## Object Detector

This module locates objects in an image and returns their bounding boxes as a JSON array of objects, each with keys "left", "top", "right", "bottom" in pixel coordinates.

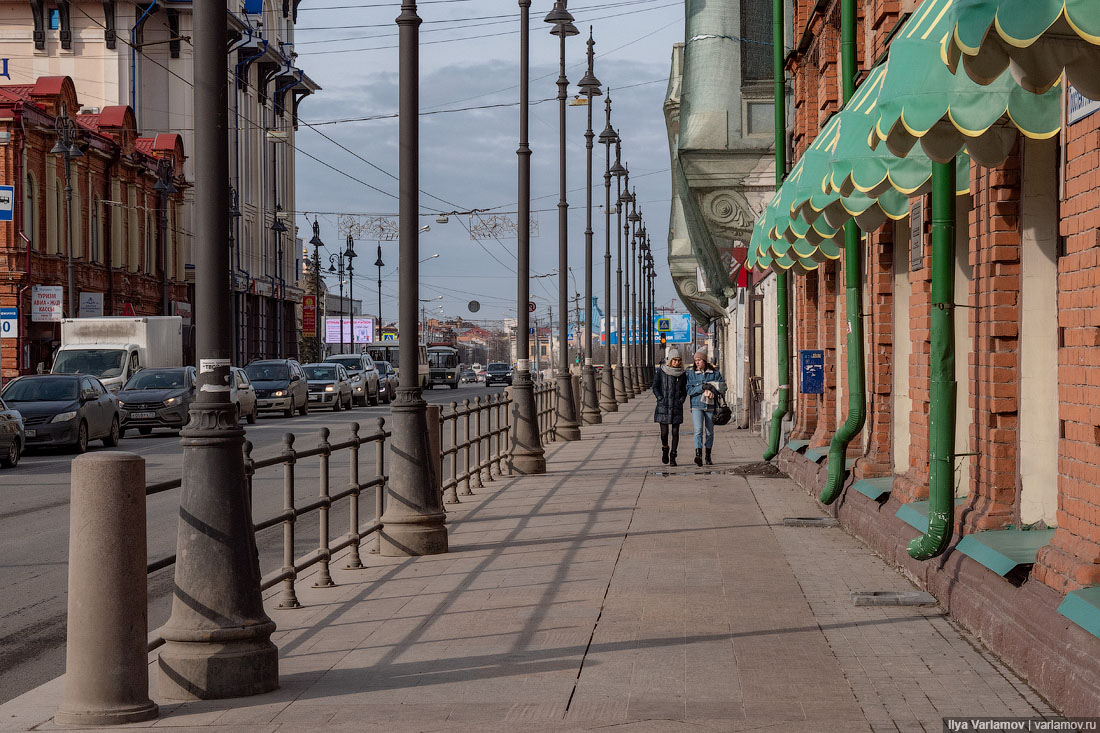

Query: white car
[
  {"left": 230, "top": 367, "right": 258, "bottom": 425},
  {"left": 324, "top": 354, "right": 380, "bottom": 406}
]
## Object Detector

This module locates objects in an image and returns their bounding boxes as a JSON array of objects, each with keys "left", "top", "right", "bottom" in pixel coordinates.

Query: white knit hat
[{"left": 666, "top": 348, "right": 682, "bottom": 361}]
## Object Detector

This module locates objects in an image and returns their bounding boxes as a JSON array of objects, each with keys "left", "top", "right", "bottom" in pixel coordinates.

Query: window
[
  {"left": 90, "top": 196, "right": 101, "bottom": 263},
  {"left": 145, "top": 208, "right": 155, "bottom": 275},
  {"left": 741, "top": 1, "right": 773, "bottom": 83},
  {"left": 48, "top": 8, "right": 60, "bottom": 29},
  {"left": 127, "top": 184, "right": 138, "bottom": 271},
  {"left": 70, "top": 175, "right": 82, "bottom": 260},
  {"left": 23, "top": 172, "right": 36, "bottom": 251},
  {"left": 746, "top": 101, "right": 774, "bottom": 136}
]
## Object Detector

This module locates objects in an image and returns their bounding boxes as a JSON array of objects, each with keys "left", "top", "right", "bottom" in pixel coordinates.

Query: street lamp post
[
  {"left": 328, "top": 253, "right": 345, "bottom": 354},
  {"left": 153, "top": 158, "right": 178, "bottom": 316},
  {"left": 511, "top": 0, "right": 547, "bottom": 473},
  {"left": 344, "top": 235, "right": 357, "bottom": 349},
  {"left": 374, "top": 243, "right": 384, "bottom": 343},
  {"left": 611, "top": 142, "right": 627, "bottom": 403},
  {"left": 598, "top": 92, "right": 618, "bottom": 413},
  {"left": 626, "top": 195, "right": 641, "bottom": 394},
  {"left": 158, "top": 0, "right": 277, "bottom": 699},
  {"left": 51, "top": 104, "right": 83, "bottom": 319},
  {"left": 619, "top": 169, "right": 634, "bottom": 396},
  {"left": 632, "top": 212, "right": 644, "bottom": 390},
  {"left": 309, "top": 221, "right": 324, "bottom": 362},
  {"left": 381, "top": 0, "right": 449, "bottom": 556},
  {"left": 637, "top": 224, "right": 647, "bottom": 387},
  {"left": 546, "top": 0, "right": 581, "bottom": 441},
  {"left": 578, "top": 28, "right": 602, "bottom": 425},
  {"left": 270, "top": 209, "right": 287, "bottom": 357}
]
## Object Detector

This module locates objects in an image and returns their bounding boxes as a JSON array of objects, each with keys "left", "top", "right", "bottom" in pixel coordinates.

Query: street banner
[
  {"left": 31, "top": 285, "right": 63, "bottom": 322},
  {"left": 325, "top": 316, "right": 375, "bottom": 344},
  {"left": 302, "top": 295, "right": 317, "bottom": 337}
]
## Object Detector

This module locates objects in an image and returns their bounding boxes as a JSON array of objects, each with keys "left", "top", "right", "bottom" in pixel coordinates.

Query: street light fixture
[
  {"left": 578, "top": 27, "right": 602, "bottom": 426},
  {"left": 270, "top": 209, "right": 287, "bottom": 357},
  {"left": 598, "top": 91, "right": 618, "bottom": 413},
  {"left": 308, "top": 220, "right": 324, "bottom": 361},
  {"left": 511, "top": 0, "right": 547, "bottom": 474},
  {"left": 51, "top": 103, "right": 83, "bottom": 319},
  {"left": 611, "top": 142, "right": 628, "bottom": 403},
  {"left": 619, "top": 168, "right": 635, "bottom": 396},
  {"left": 546, "top": 0, "right": 581, "bottom": 442},
  {"left": 344, "top": 234, "right": 357, "bottom": 350}
]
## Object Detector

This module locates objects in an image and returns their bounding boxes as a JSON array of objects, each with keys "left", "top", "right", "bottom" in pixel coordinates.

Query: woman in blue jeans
[{"left": 686, "top": 349, "right": 726, "bottom": 466}]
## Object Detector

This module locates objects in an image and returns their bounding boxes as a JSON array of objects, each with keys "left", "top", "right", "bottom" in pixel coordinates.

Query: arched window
[
  {"left": 23, "top": 172, "right": 36, "bottom": 250},
  {"left": 145, "top": 207, "right": 155, "bottom": 275}
]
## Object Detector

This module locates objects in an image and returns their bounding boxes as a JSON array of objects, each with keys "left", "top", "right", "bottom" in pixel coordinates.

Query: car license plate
[
  {"left": 25, "top": 429, "right": 36, "bottom": 438},
  {"left": 132, "top": 411, "right": 156, "bottom": 419}
]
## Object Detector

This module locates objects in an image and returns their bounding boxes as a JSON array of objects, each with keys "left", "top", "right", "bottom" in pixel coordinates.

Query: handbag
[{"left": 705, "top": 384, "right": 733, "bottom": 426}]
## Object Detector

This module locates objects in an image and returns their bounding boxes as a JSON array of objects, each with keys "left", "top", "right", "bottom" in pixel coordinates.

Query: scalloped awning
[
  {"left": 944, "top": 0, "right": 1100, "bottom": 100},
  {"left": 872, "top": 0, "right": 1062, "bottom": 167}
]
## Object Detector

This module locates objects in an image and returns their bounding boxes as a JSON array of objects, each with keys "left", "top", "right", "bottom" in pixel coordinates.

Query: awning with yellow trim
[
  {"left": 944, "top": 0, "right": 1100, "bottom": 100},
  {"left": 872, "top": 0, "right": 1062, "bottom": 166}
]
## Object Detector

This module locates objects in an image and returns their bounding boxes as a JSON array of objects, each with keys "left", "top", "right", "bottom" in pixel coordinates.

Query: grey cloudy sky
[{"left": 293, "top": 0, "right": 684, "bottom": 327}]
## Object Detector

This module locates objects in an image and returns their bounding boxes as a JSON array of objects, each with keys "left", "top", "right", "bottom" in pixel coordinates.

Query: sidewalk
[{"left": 1, "top": 397, "right": 1055, "bottom": 731}]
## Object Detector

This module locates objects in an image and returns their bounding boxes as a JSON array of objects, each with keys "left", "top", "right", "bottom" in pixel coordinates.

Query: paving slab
[{"left": 0, "top": 397, "right": 1057, "bottom": 731}]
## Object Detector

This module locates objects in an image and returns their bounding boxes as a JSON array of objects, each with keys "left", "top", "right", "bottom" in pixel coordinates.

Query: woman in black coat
[{"left": 652, "top": 347, "right": 688, "bottom": 465}]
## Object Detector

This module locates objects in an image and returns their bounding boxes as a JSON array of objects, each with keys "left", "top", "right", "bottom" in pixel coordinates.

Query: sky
[{"left": 293, "top": 0, "right": 685, "bottom": 329}]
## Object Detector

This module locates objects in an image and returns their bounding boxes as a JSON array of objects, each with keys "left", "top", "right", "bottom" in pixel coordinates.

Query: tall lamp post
[
  {"left": 308, "top": 221, "right": 324, "bottom": 362},
  {"left": 51, "top": 104, "right": 83, "bottom": 319},
  {"left": 512, "top": 0, "right": 546, "bottom": 473},
  {"left": 374, "top": 243, "right": 384, "bottom": 342},
  {"left": 598, "top": 91, "right": 618, "bottom": 413},
  {"left": 328, "top": 253, "right": 346, "bottom": 354},
  {"left": 270, "top": 210, "right": 287, "bottom": 357},
  {"left": 648, "top": 249, "right": 656, "bottom": 377},
  {"left": 153, "top": 158, "right": 178, "bottom": 316},
  {"left": 611, "top": 142, "right": 627, "bottom": 403},
  {"left": 344, "top": 235, "right": 357, "bottom": 350},
  {"left": 382, "top": 0, "right": 448, "bottom": 557},
  {"left": 637, "top": 224, "right": 647, "bottom": 386},
  {"left": 159, "top": 0, "right": 277, "bottom": 699},
  {"left": 578, "top": 27, "right": 602, "bottom": 425},
  {"left": 619, "top": 170, "right": 634, "bottom": 396},
  {"left": 546, "top": 0, "right": 581, "bottom": 441},
  {"left": 626, "top": 197, "right": 641, "bottom": 394}
]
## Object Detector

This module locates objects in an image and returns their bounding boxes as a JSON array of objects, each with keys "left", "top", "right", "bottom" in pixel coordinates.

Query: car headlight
[
  {"left": 164, "top": 396, "right": 180, "bottom": 406},
  {"left": 51, "top": 410, "right": 78, "bottom": 423},
  {"left": 324, "top": 385, "right": 335, "bottom": 392},
  {"left": 355, "top": 386, "right": 363, "bottom": 392},
  {"left": 273, "top": 390, "right": 287, "bottom": 398},
  {"left": 117, "top": 400, "right": 128, "bottom": 408}
]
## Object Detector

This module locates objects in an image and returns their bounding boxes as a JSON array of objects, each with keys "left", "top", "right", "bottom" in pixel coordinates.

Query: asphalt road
[{"left": 0, "top": 381, "right": 507, "bottom": 705}]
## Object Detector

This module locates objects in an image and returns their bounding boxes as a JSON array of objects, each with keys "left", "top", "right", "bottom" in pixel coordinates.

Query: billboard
[{"left": 325, "top": 316, "right": 375, "bottom": 345}]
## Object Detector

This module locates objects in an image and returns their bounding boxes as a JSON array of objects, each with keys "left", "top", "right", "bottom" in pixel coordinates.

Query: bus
[
  {"left": 365, "top": 342, "right": 429, "bottom": 388},
  {"left": 426, "top": 345, "right": 461, "bottom": 389}
]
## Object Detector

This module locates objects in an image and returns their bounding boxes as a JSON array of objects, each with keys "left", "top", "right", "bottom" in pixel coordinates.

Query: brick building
[
  {"left": 670, "top": 0, "right": 1100, "bottom": 716},
  {"left": 0, "top": 75, "right": 188, "bottom": 380}
]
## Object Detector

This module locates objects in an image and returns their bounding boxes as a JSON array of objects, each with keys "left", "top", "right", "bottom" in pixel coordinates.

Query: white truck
[{"left": 51, "top": 316, "right": 184, "bottom": 392}]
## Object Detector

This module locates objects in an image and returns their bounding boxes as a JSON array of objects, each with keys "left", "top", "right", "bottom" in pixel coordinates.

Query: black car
[
  {"left": 117, "top": 367, "right": 197, "bottom": 436},
  {"left": 376, "top": 360, "right": 398, "bottom": 404},
  {"left": 484, "top": 362, "right": 513, "bottom": 387},
  {"left": 0, "top": 397, "right": 24, "bottom": 468},
  {"left": 246, "top": 359, "right": 309, "bottom": 418},
  {"left": 0, "top": 374, "right": 120, "bottom": 453}
]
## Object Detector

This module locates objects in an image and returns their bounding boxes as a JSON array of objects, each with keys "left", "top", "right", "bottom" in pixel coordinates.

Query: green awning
[
  {"left": 872, "top": 0, "right": 1062, "bottom": 167},
  {"left": 747, "top": 213, "right": 821, "bottom": 275},
  {"left": 944, "top": 0, "right": 1100, "bottom": 100}
]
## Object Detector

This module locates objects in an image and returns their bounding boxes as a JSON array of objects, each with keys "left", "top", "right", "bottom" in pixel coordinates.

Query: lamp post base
[
  {"left": 613, "top": 364, "right": 628, "bottom": 404},
  {"left": 555, "top": 370, "right": 581, "bottom": 441},
  {"left": 581, "top": 364, "right": 602, "bottom": 424},
  {"left": 623, "top": 362, "right": 635, "bottom": 397},
  {"left": 380, "top": 389, "right": 449, "bottom": 556},
  {"left": 510, "top": 369, "right": 547, "bottom": 474},
  {"left": 599, "top": 366, "right": 618, "bottom": 412}
]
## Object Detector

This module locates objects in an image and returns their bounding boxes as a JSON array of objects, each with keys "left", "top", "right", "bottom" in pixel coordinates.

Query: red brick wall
[{"left": 854, "top": 227, "right": 894, "bottom": 478}]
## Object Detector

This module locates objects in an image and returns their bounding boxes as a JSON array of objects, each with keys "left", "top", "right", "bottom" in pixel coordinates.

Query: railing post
[
  {"left": 314, "top": 427, "right": 335, "bottom": 588},
  {"left": 472, "top": 396, "right": 485, "bottom": 489},
  {"left": 461, "top": 398, "right": 474, "bottom": 495},
  {"left": 346, "top": 422, "right": 364, "bottom": 569},
  {"left": 373, "top": 417, "right": 386, "bottom": 555},
  {"left": 278, "top": 433, "right": 300, "bottom": 609},
  {"left": 444, "top": 402, "right": 460, "bottom": 504},
  {"left": 495, "top": 394, "right": 506, "bottom": 475},
  {"left": 426, "top": 403, "right": 444, "bottom": 503},
  {"left": 504, "top": 388, "right": 514, "bottom": 476}
]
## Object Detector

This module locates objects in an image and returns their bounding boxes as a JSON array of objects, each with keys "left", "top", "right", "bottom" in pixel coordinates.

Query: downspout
[
  {"left": 130, "top": 3, "right": 157, "bottom": 122},
  {"left": 819, "top": 0, "right": 867, "bottom": 503},
  {"left": 763, "top": 0, "right": 789, "bottom": 460},
  {"left": 908, "top": 160, "right": 956, "bottom": 559},
  {"left": 14, "top": 112, "right": 28, "bottom": 381}
]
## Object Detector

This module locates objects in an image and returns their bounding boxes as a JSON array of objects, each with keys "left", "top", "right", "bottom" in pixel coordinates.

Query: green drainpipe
[
  {"left": 908, "top": 160, "right": 957, "bottom": 560},
  {"left": 819, "top": 0, "right": 867, "bottom": 503},
  {"left": 764, "top": 0, "right": 789, "bottom": 461}
]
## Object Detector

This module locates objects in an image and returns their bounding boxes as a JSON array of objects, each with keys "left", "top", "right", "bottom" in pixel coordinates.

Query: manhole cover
[
  {"left": 850, "top": 590, "right": 938, "bottom": 607},
  {"left": 782, "top": 517, "right": 839, "bottom": 528},
  {"left": 728, "top": 461, "right": 785, "bottom": 476}
]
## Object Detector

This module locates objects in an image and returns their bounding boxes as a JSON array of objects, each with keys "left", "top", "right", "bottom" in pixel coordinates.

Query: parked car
[
  {"left": 460, "top": 369, "right": 478, "bottom": 384},
  {"left": 376, "top": 360, "right": 398, "bottom": 404},
  {"left": 303, "top": 363, "right": 353, "bottom": 411},
  {"left": 324, "top": 353, "right": 380, "bottom": 406},
  {"left": 484, "top": 362, "right": 513, "bottom": 387},
  {"left": 245, "top": 359, "right": 309, "bottom": 418},
  {"left": 117, "top": 366, "right": 197, "bottom": 436},
  {"left": 0, "top": 374, "right": 120, "bottom": 453},
  {"left": 231, "top": 367, "right": 258, "bottom": 425},
  {"left": 0, "top": 397, "right": 25, "bottom": 468}
]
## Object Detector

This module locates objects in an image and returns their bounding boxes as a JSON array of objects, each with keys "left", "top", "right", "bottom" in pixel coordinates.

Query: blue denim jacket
[{"left": 686, "top": 366, "right": 726, "bottom": 411}]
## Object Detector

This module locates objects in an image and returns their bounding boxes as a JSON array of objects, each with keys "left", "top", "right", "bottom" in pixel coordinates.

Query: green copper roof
[
  {"left": 872, "top": 0, "right": 1062, "bottom": 167},
  {"left": 944, "top": 0, "right": 1100, "bottom": 99}
]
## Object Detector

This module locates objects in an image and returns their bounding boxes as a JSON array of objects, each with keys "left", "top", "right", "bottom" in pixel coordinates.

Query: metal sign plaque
[
  {"left": 909, "top": 198, "right": 924, "bottom": 271},
  {"left": 800, "top": 350, "right": 825, "bottom": 394}
]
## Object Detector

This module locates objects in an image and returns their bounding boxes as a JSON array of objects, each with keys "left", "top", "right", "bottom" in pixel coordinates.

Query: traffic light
[{"left": 659, "top": 334, "right": 667, "bottom": 349}]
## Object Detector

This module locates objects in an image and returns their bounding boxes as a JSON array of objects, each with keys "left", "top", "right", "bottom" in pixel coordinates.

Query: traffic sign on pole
[{"left": 528, "top": 301, "right": 536, "bottom": 313}]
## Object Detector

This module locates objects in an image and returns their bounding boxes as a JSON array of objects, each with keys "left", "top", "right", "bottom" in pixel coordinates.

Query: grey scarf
[{"left": 661, "top": 364, "right": 685, "bottom": 377}]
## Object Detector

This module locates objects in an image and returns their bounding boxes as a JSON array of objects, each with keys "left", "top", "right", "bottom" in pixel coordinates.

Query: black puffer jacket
[{"left": 652, "top": 367, "right": 687, "bottom": 425}]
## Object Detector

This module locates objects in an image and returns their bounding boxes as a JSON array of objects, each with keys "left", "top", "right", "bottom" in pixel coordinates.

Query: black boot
[
  {"left": 694, "top": 449, "right": 703, "bottom": 467},
  {"left": 705, "top": 449, "right": 713, "bottom": 466},
  {"left": 669, "top": 451, "right": 677, "bottom": 466},
  {"left": 661, "top": 444, "right": 669, "bottom": 465}
]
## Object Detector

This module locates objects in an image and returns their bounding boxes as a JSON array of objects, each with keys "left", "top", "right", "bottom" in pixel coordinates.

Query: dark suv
[
  {"left": 246, "top": 359, "right": 309, "bottom": 418},
  {"left": 117, "top": 366, "right": 197, "bottom": 436},
  {"left": 484, "top": 362, "right": 513, "bottom": 387}
]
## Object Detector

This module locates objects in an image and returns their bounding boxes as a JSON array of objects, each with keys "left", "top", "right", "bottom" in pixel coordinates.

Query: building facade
[{"left": 0, "top": 0, "right": 319, "bottom": 364}]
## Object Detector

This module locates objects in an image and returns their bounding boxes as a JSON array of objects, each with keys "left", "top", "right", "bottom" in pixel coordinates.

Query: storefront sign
[
  {"left": 31, "top": 285, "right": 63, "bottom": 322},
  {"left": 302, "top": 295, "right": 317, "bottom": 337},
  {"left": 0, "top": 185, "right": 13, "bottom": 222},
  {"left": 172, "top": 300, "right": 192, "bottom": 326},
  {"left": 78, "top": 292, "right": 103, "bottom": 317},
  {"left": 1068, "top": 84, "right": 1100, "bottom": 125}
]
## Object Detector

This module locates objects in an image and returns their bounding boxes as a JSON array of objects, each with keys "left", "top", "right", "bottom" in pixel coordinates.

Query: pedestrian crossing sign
[{"left": 656, "top": 317, "right": 671, "bottom": 333}]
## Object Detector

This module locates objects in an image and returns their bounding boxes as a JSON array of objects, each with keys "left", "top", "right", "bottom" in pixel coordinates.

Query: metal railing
[
  {"left": 143, "top": 418, "right": 390, "bottom": 650},
  {"left": 439, "top": 393, "right": 511, "bottom": 504},
  {"left": 535, "top": 380, "right": 556, "bottom": 443}
]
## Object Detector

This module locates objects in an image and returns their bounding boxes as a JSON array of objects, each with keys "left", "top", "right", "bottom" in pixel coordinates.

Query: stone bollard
[
  {"left": 426, "top": 404, "right": 443, "bottom": 499},
  {"left": 56, "top": 453, "right": 158, "bottom": 726}
]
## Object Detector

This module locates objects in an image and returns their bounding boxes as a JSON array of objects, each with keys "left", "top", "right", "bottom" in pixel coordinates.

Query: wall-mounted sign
[
  {"left": 800, "top": 350, "right": 825, "bottom": 394},
  {"left": 31, "top": 285, "right": 63, "bottom": 322},
  {"left": 0, "top": 185, "right": 13, "bottom": 222},
  {"left": 78, "top": 292, "right": 103, "bottom": 317},
  {"left": 302, "top": 295, "right": 317, "bottom": 337},
  {"left": 1068, "top": 84, "right": 1100, "bottom": 125},
  {"left": 0, "top": 307, "right": 16, "bottom": 339},
  {"left": 909, "top": 198, "right": 925, "bottom": 271}
]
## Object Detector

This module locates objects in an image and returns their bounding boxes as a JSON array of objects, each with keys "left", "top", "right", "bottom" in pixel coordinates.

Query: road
[{"left": 0, "top": 382, "right": 507, "bottom": 705}]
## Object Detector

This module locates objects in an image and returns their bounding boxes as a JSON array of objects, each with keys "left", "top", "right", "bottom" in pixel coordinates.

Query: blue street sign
[
  {"left": 800, "top": 350, "right": 824, "bottom": 394},
  {"left": 0, "top": 185, "right": 13, "bottom": 222},
  {"left": 0, "top": 307, "right": 16, "bottom": 339}
]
